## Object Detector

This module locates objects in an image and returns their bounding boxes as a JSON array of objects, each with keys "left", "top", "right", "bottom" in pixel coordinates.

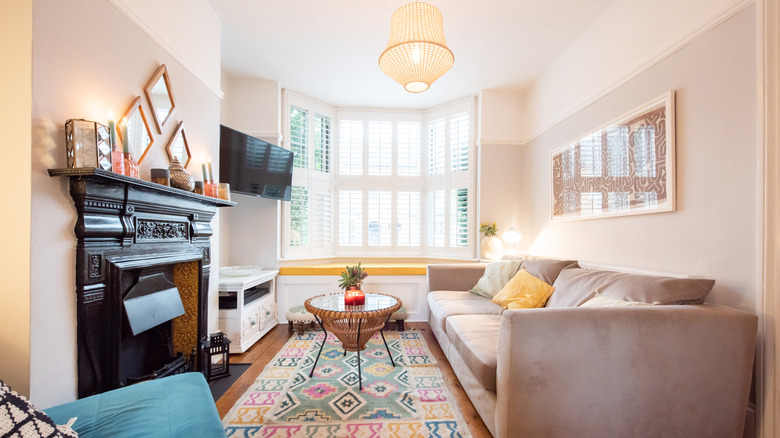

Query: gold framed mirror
[
  {"left": 144, "top": 64, "right": 177, "bottom": 134},
  {"left": 118, "top": 96, "right": 154, "bottom": 164},
  {"left": 166, "top": 121, "right": 192, "bottom": 169}
]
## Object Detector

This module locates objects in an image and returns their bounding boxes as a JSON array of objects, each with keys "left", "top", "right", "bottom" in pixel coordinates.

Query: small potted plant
[
  {"left": 340, "top": 263, "right": 367, "bottom": 306},
  {"left": 479, "top": 222, "right": 503, "bottom": 260}
]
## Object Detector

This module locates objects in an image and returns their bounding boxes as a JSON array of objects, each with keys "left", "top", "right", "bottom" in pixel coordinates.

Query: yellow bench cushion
[{"left": 279, "top": 263, "right": 427, "bottom": 276}]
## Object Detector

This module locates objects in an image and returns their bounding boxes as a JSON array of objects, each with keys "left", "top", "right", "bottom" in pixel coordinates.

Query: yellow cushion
[{"left": 492, "top": 269, "right": 556, "bottom": 309}]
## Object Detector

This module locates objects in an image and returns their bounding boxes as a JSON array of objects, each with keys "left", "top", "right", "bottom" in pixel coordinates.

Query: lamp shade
[
  {"left": 378, "top": 2, "right": 454, "bottom": 93},
  {"left": 502, "top": 228, "right": 522, "bottom": 245}
]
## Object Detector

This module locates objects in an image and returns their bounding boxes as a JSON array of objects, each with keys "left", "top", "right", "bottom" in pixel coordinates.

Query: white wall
[
  {"left": 220, "top": 77, "right": 284, "bottom": 269},
  {"left": 518, "top": 6, "right": 758, "bottom": 312},
  {"left": 523, "top": 0, "right": 753, "bottom": 142},
  {"left": 478, "top": 89, "right": 524, "bottom": 145},
  {"left": 29, "top": 0, "right": 221, "bottom": 408},
  {"left": 108, "top": 0, "right": 221, "bottom": 96},
  {"left": 226, "top": 78, "right": 282, "bottom": 142},
  {"left": 478, "top": 144, "right": 523, "bottom": 250},
  {"left": 0, "top": 0, "right": 32, "bottom": 396}
]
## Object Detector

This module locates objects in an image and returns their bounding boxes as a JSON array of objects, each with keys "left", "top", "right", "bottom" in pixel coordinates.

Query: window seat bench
[{"left": 276, "top": 263, "right": 429, "bottom": 323}]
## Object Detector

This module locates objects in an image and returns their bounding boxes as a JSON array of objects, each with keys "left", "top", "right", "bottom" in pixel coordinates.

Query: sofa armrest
[
  {"left": 427, "top": 263, "right": 486, "bottom": 292},
  {"left": 495, "top": 305, "right": 757, "bottom": 438}
]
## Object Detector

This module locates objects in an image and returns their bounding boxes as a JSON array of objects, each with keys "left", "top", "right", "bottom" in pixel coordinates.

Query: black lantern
[
  {"left": 203, "top": 331, "right": 231, "bottom": 381},
  {"left": 65, "top": 119, "right": 113, "bottom": 171}
]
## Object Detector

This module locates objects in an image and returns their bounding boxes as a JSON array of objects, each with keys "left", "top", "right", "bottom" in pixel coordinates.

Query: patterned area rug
[{"left": 223, "top": 329, "right": 472, "bottom": 437}]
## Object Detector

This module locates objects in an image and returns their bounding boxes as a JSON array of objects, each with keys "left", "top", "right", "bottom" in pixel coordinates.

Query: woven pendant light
[{"left": 378, "top": 2, "right": 455, "bottom": 93}]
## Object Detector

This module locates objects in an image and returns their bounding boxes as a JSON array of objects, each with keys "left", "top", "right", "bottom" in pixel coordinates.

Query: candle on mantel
[
  {"left": 207, "top": 157, "right": 214, "bottom": 182},
  {"left": 201, "top": 161, "right": 209, "bottom": 182},
  {"left": 109, "top": 112, "right": 125, "bottom": 175},
  {"left": 108, "top": 112, "right": 116, "bottom": 148},
  {"left": 121, "top": 118, "right": 129, "bottom": 153}
]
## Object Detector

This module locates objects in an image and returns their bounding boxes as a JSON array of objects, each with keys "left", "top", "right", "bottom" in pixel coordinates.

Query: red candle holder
[{"left": 344, "top": 288, "right": 365, "bottom": 306}]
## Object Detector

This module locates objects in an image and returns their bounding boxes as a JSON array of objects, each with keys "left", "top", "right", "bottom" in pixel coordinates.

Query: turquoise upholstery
[{"left": 45, "top": 373, "right": 225, "bottom": 438}]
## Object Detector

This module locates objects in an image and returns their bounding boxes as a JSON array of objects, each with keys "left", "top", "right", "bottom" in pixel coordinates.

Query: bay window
[{"left": 282, "top": 93, "right": 474, "bottom": 259}]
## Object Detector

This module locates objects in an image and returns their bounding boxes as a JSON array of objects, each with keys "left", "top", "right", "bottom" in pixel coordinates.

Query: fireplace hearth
[{"left": 50, "top": 169, "right": 233, "bottom": 397}]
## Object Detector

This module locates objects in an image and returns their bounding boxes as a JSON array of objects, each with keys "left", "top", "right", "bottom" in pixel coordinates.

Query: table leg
[
  {"left": 309, "top": 315, "right": 327, "bottom": 378},
  {"left": 357, "top": 318, "right": 362, "bottom": 391},
  {"left": 380, "top": 314, "right": 396, "bottom": 367}
]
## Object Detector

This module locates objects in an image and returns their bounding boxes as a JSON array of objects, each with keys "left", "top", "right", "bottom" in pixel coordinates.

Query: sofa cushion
[
  {"left": 580, "top": 291, "right": 655, "bottom": 307},
  {"left": 445, "top": 315, "right": 501, "bottom": 393},
  {"left": 428, "top": 291, "right": 504, "bottom": 334},
  {"left": 470, "top": 260, "right": 522, "bottom": 298},
  {"left": 548, "top": 267, "right": 715, "bottom": 308},
  {"left": 521, "top": 256, "right": 578, "bottom": 285},
  {"left": 492, "top": 269, "right": 555, "bottom": 309}
]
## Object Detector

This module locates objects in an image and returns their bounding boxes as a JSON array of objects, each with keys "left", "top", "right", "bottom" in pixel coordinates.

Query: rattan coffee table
[{"left": 304, "top": 292, "right": 402, "bottom": 390}]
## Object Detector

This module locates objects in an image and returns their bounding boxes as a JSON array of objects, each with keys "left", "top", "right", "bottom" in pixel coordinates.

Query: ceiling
[{"left": 208, "top": 0, "right": 618, "bottom": 110}]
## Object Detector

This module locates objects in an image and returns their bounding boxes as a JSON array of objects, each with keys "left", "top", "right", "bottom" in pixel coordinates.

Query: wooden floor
[{"left": 216, "top": 321, "right": 492, "bottom": 438}]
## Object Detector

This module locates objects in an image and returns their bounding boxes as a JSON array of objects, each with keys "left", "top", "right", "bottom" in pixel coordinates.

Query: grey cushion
[
  {"left": 446, "top": 315, "right": 501, "bottom": 393},
  {"left": 470, "top": 260, "right": 522, "bottom": 298},
  {"left": 427, "top": 291, "right": 504, "bottom": 334},
  {"left": 548, "top": 267, "right": 715, "bottom": 308},
  {"left": 521, "top": 256, "right": 578, "bottom": 285}
]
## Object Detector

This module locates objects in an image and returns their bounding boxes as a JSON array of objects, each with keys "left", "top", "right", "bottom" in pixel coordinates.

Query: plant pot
[{"left": 480, "top": 235, "right": 503, "bottom": 260}]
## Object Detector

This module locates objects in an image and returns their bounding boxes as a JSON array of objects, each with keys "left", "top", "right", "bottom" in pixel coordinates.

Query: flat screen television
[{"left": 219, "top": 124, "right": 294, "bottom": 201}]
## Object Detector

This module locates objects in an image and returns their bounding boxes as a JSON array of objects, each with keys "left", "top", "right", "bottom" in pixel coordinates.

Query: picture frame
[{"left": 550, "top": 91, "right": 675, "bottom": 222}]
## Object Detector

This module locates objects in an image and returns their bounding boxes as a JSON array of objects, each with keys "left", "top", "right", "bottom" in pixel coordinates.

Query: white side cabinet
[{"left": 218, "top": 270, "right": 279, "bottom": 354}]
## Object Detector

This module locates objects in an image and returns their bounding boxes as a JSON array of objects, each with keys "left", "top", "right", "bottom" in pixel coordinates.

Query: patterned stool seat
[{"left": 286, "top": 304, "right": 317, "bottom": 335}]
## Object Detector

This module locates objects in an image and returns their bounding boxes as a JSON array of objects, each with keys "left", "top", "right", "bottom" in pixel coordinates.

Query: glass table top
[{"left": 309, "top": 293, "right": 398, "bottom": 313}]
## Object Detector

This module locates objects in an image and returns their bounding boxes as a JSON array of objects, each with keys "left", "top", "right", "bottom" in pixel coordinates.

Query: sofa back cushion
[
  {"left": 470, "top": 260, "right": 522, "bottom": 298},
  {"left": 520, "top": 256, "right": 578, "bottom": 285},
  {"left": 547, "top": 267, "right": 715, "bottom": 307}
]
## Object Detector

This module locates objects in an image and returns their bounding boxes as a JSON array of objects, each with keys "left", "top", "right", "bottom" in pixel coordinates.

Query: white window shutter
[
  {"left": 339, "top": 120, "right": 363, "bottom": 175},
  {"left": 397, "top": 191, "right": 421, "bottom": 246},
  {"left": 397, "top": 122, "right": 421, "bottom": 176},
  {"left": 450, "top": 188, "right": 468, "bottom": 247},
  {"left": 367, "top": 191, "right": 392, "bottom": 246},
  {"left": 314, "top": 114, "right": 331, "bottom": 173},
  {"left": 290, "top": 186, "right": 309, "bottom": 247},
  {"left": 338, "top": 190, "right": 363, "bottom": 246},
  {"left": 290, "top": 106, "right": 309, "bottom": 169},
  {"left": 428, "top": 118, "right": 446, "bottom": 176},
  {"left": 368, "top": 121, "right": 392, "bottom": 176},
  {"left": 449, "top": 111, "right": 470, "bottom": 172}
]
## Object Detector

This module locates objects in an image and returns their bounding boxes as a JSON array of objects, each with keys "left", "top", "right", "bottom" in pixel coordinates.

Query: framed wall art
[{"left": 550, "top": 91, "right": 675, "bottom": 221}]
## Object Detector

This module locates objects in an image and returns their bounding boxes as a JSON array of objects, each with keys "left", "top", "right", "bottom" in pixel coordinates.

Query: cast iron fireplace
[{"left": 49, "top": 169, "right": 233, "bottom": 397}]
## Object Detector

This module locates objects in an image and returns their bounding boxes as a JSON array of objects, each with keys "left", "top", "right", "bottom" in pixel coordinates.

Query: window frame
[{"left": 280, "top": 93, "right": 476, "bottom": 261}]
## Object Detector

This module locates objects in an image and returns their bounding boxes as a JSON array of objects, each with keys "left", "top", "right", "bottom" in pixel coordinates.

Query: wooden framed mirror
[
  {"left": 166, "top": 121, "right": 192, "bottom": 169},
  {"left": 118, "top": 96, "right": 154, "bottom": 164},
  {"left": 144, "top": 64, "right": 177, "bottom": 134}
]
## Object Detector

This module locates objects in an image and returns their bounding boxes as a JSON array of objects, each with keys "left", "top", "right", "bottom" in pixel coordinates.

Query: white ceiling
[{"left": 208, "top": 0, "right": 618, "bottom": 110}]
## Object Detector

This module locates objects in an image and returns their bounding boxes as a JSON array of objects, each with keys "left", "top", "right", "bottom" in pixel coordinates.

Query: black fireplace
[{"left": 49, "top": 169, "right": 233, "bottom": 397}]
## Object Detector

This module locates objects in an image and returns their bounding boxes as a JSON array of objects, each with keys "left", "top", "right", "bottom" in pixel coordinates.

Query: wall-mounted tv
[{"left": 219, "top": 125, "right": 294, "bottom": 201}]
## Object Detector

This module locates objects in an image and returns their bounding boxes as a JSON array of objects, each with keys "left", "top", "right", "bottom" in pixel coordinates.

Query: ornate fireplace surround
[{"left": 49, "top": 169, "right": 233, "bottom": 398}]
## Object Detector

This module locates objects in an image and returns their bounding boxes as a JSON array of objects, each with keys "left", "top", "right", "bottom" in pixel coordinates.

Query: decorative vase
[
  {"left": 169, "top": 157, "right": 194, "bottom": 191},
  {"left": 123, "top": 152, "right": 139, "bottom": 178},
  {"left": 111, "top": 145, "right": 125, "bottom": 176},
  {"left": 480, "top": 235, "right": 503, "bottom": 260}
]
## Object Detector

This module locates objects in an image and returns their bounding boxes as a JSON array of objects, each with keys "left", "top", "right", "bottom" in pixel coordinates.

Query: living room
[{"left": 1, "top": 0, "right": 778, "bottom": 437}]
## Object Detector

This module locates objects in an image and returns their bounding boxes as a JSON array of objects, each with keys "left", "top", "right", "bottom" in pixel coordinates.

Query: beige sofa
[{"left": 427, "top": 257, "right": 757, "bottom": 438}]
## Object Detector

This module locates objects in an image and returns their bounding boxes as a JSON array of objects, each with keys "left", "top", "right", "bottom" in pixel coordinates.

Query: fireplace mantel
[{"left": 49, "top": 168, "right": 234, "bottom": 397}]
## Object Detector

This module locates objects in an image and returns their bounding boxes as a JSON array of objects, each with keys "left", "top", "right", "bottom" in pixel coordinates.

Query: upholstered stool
[
  {"left": 383, "top": 305, "right": 408, "bottom": 331},
  {"left": 286, "top": 304, "right": 317, "bottom": 335}
]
